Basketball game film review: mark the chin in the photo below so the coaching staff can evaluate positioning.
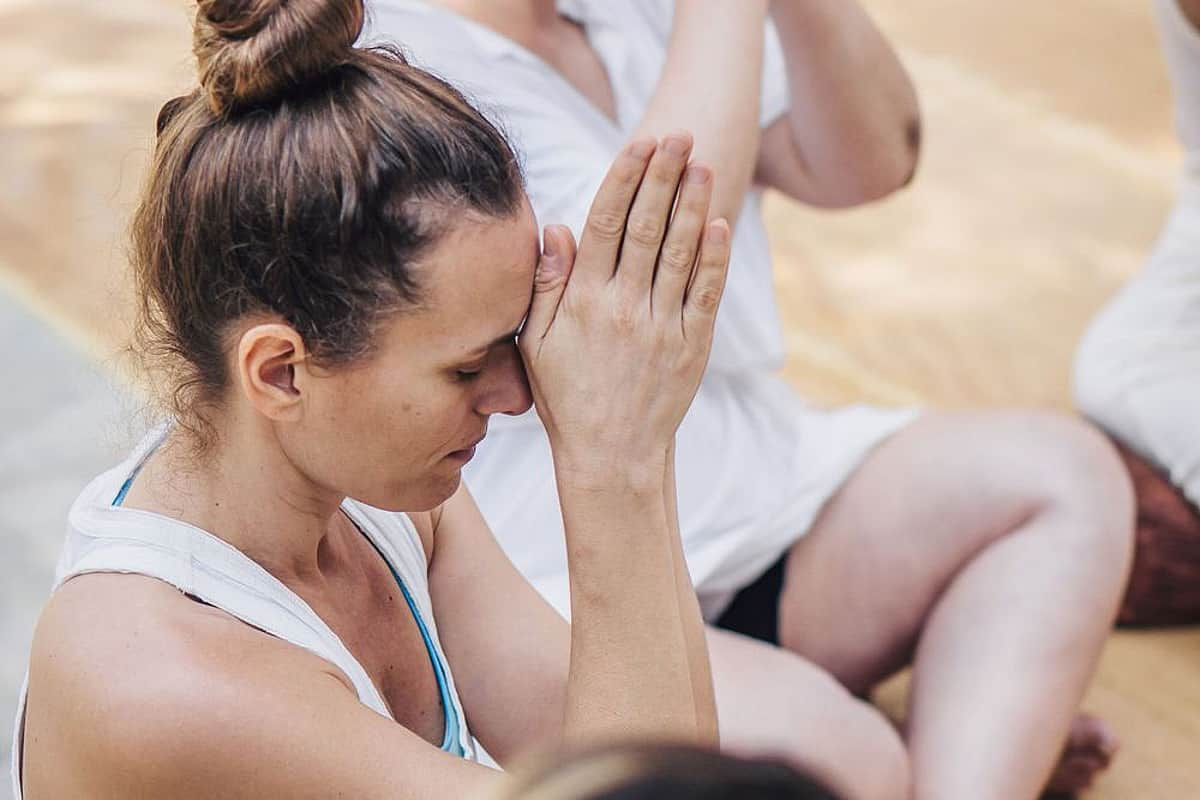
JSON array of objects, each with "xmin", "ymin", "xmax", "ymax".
[{"xmin": 366, "ymin": 471, "xmax": 462, "ymax": 513}]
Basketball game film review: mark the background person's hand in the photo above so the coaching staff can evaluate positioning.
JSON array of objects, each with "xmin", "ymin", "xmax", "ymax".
[{"xmin": 518, "ymin": 132, "xmax": 732, "ymax": 478}]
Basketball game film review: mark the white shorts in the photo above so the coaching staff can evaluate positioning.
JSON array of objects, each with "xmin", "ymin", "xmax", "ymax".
[{"xmin": 464, "ymin": 372, "xmax": 918, "ymax": 619}]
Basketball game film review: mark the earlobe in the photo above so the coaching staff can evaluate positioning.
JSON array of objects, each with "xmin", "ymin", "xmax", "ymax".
[{"xmin": 236, "ymin": 323, "xmax": 307, "ymax": 422}]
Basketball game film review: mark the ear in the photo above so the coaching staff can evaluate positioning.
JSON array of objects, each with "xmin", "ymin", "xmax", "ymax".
[{"xmin": 235, "ymin": 323, "xmax": 308, "ymax": 422}]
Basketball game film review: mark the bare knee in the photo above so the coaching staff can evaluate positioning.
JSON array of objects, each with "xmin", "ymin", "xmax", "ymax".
[
  {"xmin": 832, "ymin": 700, "xmax": 911, "ymax": 800},
  {"xmin": 810, "ymin": 697, "xmax": 910, "ymax": 800},
  {"xmin": 735, "ymin": 673, "xmax": 911, "ymax": 800},
  {"xmin": 1018, "ymin": 413, "xmax": 1135, "ymax": 588}
]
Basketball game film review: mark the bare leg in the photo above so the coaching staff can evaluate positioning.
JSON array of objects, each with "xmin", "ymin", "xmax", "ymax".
[
  {"xmin": 777, "ymin": 412, "xmax": 1134, "ymax": 799},
  {"xmin": 707, "ymin": 628, "xmax": 910, "ymax": 800}
]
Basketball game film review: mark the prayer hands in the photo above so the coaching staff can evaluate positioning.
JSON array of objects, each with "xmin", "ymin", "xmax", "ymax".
[{"xmin": 518, "ymin": 133, "xmax": 731, "ymax": 476}]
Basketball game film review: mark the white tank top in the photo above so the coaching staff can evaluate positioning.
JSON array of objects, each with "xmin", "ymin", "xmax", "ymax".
[{"xmin": 10, "ymin": 428, "xmax": 476, "ymax": 798}]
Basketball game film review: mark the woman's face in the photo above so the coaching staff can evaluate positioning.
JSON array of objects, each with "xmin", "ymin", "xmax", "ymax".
[{"xmin": 283, "ymin": 204, "xmax": 540, "ymax": 511}]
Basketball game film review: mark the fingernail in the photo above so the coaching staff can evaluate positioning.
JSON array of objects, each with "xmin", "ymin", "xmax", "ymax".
[
  {"xmin": 707, "ymin": 219, "xmax": 729, "ymax": 244},
  {"xmin": 542, "ymin": 230, "xmax": 559, "ymax": 259},
  {"xmin": 664, "ymin": 135, "xmax": 690, "ymax": 157},
  {"xmin": 628, "ymin": 138, "xmax": 656, "ymax": 159},
  {"xmin": 685, "ymin": 164, "xmax": 711, "ymax": 185}
]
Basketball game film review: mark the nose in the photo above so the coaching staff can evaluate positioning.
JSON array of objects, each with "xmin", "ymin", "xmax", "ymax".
[{"xmin": 476, "ymin": 343, "xmax": 533, "ymax": 417}]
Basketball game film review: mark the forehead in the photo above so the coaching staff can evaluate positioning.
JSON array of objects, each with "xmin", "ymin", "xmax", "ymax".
[{"xmin": 408, "ymin": 206, "xmax": 540, "ymax": 348}]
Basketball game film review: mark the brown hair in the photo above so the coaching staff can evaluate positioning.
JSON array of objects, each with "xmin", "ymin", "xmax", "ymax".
[
  {"xmin": 498, "ymin": 744, "xmax": 839, "ymax": 800},
  {"xmin": 131, "ymin": 0, "xmax": 523, "ymax": 445}
]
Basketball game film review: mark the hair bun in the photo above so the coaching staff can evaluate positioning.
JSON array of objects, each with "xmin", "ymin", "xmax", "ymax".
[{"xmin": 194, "ymin": 0, "xmax": 364, "ymax": 116}]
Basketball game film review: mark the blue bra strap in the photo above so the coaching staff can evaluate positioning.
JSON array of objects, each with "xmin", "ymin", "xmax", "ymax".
[{"xmin": 355, "ymin": 525, "xmax": 466, "ymax": 757}]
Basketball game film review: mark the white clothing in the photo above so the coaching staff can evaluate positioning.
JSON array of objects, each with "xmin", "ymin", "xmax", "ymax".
[
  {"xmin": 366, "ymin": 0, "xmax": 917, "ymax": 618},
  {"xmin": 11, "ymin": 429, "xmax": 476, "ymax": 799},
  {"xmin": 1074, "ymin": 0, "xmax": 1200, "ymax": 508},
  {"xmin": 368, "ymin": 0, "xmax": 789, "ymax": 375}
]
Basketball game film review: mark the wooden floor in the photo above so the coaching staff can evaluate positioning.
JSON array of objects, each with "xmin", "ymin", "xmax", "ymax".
[{"xmin": 1, "ymin": 0, "xmax": 1197, "ymax": 796}]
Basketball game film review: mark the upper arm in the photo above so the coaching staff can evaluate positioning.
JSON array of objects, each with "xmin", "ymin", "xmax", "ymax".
[
  {"xmin": 25, "ymin": 575, "xmax": 496, "ymax": 800},
  {"xmin": 751, "ymin": 6, "xmax": 920, "ymax": 208},
  {"xmin": 427, "ymin": 482, "xmax": 570, "ymax": 765}
]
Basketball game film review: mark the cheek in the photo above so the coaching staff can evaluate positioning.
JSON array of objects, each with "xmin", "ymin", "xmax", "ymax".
[{"xmin": 362, "ymin": 373, "xmax": 474, "ymax": 449}]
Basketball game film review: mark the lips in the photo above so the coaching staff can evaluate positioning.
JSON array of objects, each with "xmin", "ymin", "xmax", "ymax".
[{"xmin": 448, "ymin": 430, "xmax": 486, "ymax": 461}]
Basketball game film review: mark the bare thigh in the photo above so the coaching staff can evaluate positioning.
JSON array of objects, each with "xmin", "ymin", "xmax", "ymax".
[{"xmin": 777, "ymin": 410, "xmax": 1132, "ymax": 693}]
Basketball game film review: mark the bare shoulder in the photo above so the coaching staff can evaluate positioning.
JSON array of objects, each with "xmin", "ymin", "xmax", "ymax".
[
  {"xmin": 23, "ymin": 572, "xmax": 495, "ymax": 799},
  {"xmin": 31, "ymin": 571, "xmax": 352, "ymax": 696},
  {"xmin": 24, "ymin": 573, "xmax": 355, "ymax": 798}
]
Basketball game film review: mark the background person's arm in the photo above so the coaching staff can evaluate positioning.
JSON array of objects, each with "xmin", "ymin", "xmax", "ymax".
[
  {"xmin": 755, "ymin": 0, "xmax": 921, "ymax": 208},
  {"xmin": 631, "ymin": 0, "xmax": 769, "ymax": 228}
]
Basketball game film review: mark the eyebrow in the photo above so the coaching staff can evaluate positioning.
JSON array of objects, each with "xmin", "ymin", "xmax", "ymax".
[{"xmin": 464, "ymin": 325, "xmax": 523, "ymax": 359}]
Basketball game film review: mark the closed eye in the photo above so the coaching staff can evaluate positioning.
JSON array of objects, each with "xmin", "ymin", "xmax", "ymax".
[{"xmin": 455, "ymin": 368, "xmax": 483, "ymax": 382}]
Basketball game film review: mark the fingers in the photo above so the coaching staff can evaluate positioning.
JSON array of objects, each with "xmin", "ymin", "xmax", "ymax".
[
  {"xmin": 521, "ymin": 224, "xmax": 577, "ymax": 348},
  {"xmin": 574, "ymin": 137, "xmax": 657, "ymax": 285},
  {"xmin": 682, "ymin": 219, "xmax": 731, "ymax": 343},
  {"xmin": 651, "ymin": 161, "xmax": 712, "ymax": 318},
  {"xmin": 615, "ymin": 132, "xmax": 694, "ymax": 293}
]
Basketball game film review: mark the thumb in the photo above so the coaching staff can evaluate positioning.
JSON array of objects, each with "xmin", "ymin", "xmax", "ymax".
[{"xmin": 521, "ymin": 224, "xmax": 577, "ymax": 345}]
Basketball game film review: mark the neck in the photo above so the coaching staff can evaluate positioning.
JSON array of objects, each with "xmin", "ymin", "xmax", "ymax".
[
  {"xmin": 136, "ymin": 412, "xmax": 349, "ymax": 586},
  {"xmin": 435, "ymin": 0, "xmax": 561, "ymax": 38}
]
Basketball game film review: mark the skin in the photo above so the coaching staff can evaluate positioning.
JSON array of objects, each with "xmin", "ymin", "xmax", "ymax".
[
  {"xmin": 421, "ymin": 3, "xmax": 1134, "ymax": 798},
  {"xmin": 20, "ymin": 134, "xmax": 730, "ymax": 798},
  {"xmin": 1181, "ymin": 0, "xmax": 1200, "ymax": 29}
]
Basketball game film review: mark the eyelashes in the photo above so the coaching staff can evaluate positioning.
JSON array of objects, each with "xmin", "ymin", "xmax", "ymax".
[{"xmin": 452, "ymin": 336, "xmax": 518, "ymax": 383}]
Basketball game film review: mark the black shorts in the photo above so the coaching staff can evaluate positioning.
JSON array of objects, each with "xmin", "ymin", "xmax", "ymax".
[{"xmin": 713, "ymin": 554, "xmax": 786, "ymax": 645}]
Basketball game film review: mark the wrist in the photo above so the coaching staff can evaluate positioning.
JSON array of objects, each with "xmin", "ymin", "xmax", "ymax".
[{"xmin": 552, "ymin": 447, "xmax": 669, "ymax": 496}]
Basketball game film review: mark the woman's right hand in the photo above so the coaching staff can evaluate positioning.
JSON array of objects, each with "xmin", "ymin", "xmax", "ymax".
[{"xmin": 518, "ymin": 132, "xmax": 732, "ymax": 479}]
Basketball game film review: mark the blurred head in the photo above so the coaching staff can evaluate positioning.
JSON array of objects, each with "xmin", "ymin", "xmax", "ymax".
[
  {"xmin": 496, "ymin": 744, "xmax": 840, "ymax": 800},
  {"xmin": 133, "ymin": 0, "xmax": 535, "ymax": 509}
]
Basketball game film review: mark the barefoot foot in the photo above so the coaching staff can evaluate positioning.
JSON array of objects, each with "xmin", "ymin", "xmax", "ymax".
[{"xmin": 1042, "ymin": 713, "xmax": 1119, "ymax": 797}]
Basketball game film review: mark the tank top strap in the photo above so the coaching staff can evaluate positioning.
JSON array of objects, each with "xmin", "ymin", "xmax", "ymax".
[
  {"xmin": 342, "ymin": 502, "xmax": 476, "ymax": 760},
  {"xmin": 63, "ymin": 425, "xmax": 395, "ymax": 717},
  {"xmin": 60, "ymin": 498, "xmax": 395, "ymax": 719}
]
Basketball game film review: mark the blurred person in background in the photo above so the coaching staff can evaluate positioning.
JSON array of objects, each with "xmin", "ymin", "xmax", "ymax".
[
  {"xmin": 371, "ymin": 1, "xmax": 1134, "ymax": 797},
  {"xmin": 12, "ymin": 0, "xmax": 733, "ymax": 796},
  {"xmin": 1074, "ymin": 0, "xmax": 1200, "ymax": 628},
  {"xmin": 495, "ymin": 743, "xmax": 839, "ymax": 800}
]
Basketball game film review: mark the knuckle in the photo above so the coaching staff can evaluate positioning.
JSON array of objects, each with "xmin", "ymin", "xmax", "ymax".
[
  {"xmin": 587, "ymin": 210, "xmax": 626, "ymax": 241},
  {"xmin": 648, "ymin": 161, "xmax": 677, "ymax": 183},
  {"xmin": 625, "ymin": 215, "xmax": 664, "ymax": 248},
  {"xmin": 690, "ymin": 283, "xmax": 723, "ymax": 312},
  {"xmin": 659, "ymin": 242, "xmax": 695, "ymax": 274}
]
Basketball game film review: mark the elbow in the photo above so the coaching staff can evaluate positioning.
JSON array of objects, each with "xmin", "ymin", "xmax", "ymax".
[
  {"xmin": 895, "ymin": 115, "xmax": 923, "ymax": 190},
  {"xmin": 810, "ymin": 115, "xmax": 923, "ymax": 209}
]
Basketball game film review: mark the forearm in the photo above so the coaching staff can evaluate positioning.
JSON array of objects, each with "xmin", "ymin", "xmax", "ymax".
[
  {"xmin": 633, "ymin": 0, "xmax": 769, "ymax": 226},
  {"xmin": 769, "ymin": 0, "xmax": 920, "ymax": 203},
  {"xmin": 555, "ymin": 452, "xmax": 706, "ymax": 746},
  {"xmin": 663, "ymin": 444, "xmax": 719, "ymax": 744}
]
